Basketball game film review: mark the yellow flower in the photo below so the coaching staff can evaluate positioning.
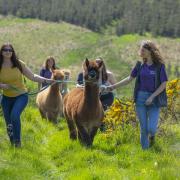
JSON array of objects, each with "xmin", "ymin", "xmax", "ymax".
[
  {"xmin": 103, "ymin": 79, "xmax": 179, "ymax": 132},
  {"xmin": 167, "ymin": 89, "xmax": 173, "ymax": 96}
]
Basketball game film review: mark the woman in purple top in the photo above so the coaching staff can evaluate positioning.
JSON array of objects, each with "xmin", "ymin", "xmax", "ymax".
[
  {"xmin": 39, "ymin": 56, "xmax": 56, "ymax": 89},
  {"xmin": 104, "ymin": 40, "xmax": 168, "ymax": 149}
]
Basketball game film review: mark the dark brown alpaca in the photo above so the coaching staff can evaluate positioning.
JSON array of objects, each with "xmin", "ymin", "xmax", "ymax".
[
  {"xmin": 63, "ymin": 58, "xmax": 104, "ymax": 146},
  {"xmin": 36, "ymin": 70, "xmax": 64, "ymax": 123}
]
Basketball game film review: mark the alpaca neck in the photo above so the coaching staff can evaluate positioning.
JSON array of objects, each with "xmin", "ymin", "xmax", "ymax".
[
  {"xmin": 84, "ymin": 82, "xmax": 99, "ymax": 106},
  {"xmin": 49, "ymin": 83, "xmax": 60, "ymax": 95}
]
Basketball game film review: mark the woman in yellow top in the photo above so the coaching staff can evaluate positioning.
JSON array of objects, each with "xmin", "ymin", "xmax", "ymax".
[{"xmin": 0, "ymin": 43, "xmax": 54, "ymax": 147}]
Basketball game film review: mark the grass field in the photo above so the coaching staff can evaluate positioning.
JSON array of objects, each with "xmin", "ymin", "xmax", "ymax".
[
  {"xmin": 0, "ymin": 107, "xmax": 179, "ymax": 180},
  {"xmin": 0, "ymin": 16, "xmax": 180, "ymax": 180}
]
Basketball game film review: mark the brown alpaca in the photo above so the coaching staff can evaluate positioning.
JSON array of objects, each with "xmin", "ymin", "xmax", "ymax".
[
  {"xmin": 61, "ymin": 69, "xmax": 71, "ymax": 98},
  {"xmin": 63, "ymin": 58, "xmax": 104, "ymax": 146},
  {"xmin": 36, "ymin": 70, "xmax": 64, "ymax": 123}
]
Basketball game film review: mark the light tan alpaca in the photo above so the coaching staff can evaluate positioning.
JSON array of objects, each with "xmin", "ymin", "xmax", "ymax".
[
  {"xmin": 61, "ymin": 69, "xmax": 71, "ymax": 98},
  {"xmin": 36, "ymin": 70, "xmax": 64, "ymax": 124},
  {"xmin": 63, "ymin": 59, "xmax": 104, "ymax": 146}
]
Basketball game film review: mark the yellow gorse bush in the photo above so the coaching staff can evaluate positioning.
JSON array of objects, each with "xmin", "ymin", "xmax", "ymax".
[
  {"xmin": 164, "ymin": 78, "xmax": 180, "ymax": 122},
  {"xmin": 104, "ymin": 79, "xmax": 180, "ymax": 130}
]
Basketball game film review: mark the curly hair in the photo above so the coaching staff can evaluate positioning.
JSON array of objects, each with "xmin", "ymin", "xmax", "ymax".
[{"xmin": 141, "ymin": 40, "xmax": 164, "ymax": 65}]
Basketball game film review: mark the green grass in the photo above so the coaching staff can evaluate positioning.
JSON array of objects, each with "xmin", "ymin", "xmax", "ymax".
[
  {"xmin": 0, "ymin": 16, "xmax": 179, "ymax": 97},
  {"xmin": 0, "ymin": 16, "xmax": 180, "ymax": 179},
  {"xmin": 0, "ymin": 106, "xmax": 179, "ymax": 180}
]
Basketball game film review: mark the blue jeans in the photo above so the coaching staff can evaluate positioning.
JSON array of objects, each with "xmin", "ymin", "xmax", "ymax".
[
  {"xmin": 135, "ymin": 91, "xmax": 160, "ymax": 149},
  {"xmin": 1, "ymin": 93, "xmax": 28, "ymax": 143}
]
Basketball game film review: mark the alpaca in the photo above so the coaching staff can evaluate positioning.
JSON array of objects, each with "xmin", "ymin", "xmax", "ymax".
[
  {"xmin": 63, "ymin": 58, "xmax": 104, "ymax": 146},
  {"xmin": 36, "ymin": 70, "xmax": 64, "ymax": 123},
  {"xmin": 61, "ymin": 69, "xmax": 71, "ymax": 98}
]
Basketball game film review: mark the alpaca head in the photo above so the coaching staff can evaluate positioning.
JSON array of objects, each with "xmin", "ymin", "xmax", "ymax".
[
  {"xmin": 61, "ymin": 69, "xmax": 71, "ymax": 81},
  {"xmin": 83, "ymin": 58, "xmax": 103, "ymax": 83},
  {"xmin": 51, "ymin": 70, "xmax": 64, "ymax": 81}
]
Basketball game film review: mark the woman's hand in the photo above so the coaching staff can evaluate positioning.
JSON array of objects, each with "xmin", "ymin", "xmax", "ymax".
[
  {"xmin": 107, "ymin": 86, "xmax": 114, "ymax": 91},
  {"xmin": 0, "ymin": 83, "xmax": 10, "ymax": 90},
  {"xmin": 100, "ymin": 85, "xmax": 107, "ymax": 92},
  {"xmin": 44, "ymin": 79, "xmax": 55, "ymax": 84},
  {"xmin": 100, "ymin": 85, "xmax": 114, "ymax": 93},
  {"xmin": 145, "ymin": 96, "xmax": 154, "ymax": 105},
  {"xmin": 76, "ymin": 84, "xmax": 84, "ymax": 88}
]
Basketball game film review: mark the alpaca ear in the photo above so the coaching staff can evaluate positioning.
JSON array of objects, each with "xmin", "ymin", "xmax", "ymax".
[
  {"xmin": 83, "ymin": 58, "xmax": 89, "ymax": 71},
  {"xmin": 85, "ymin": 58, "xmax": 89, "ymax": 67}
]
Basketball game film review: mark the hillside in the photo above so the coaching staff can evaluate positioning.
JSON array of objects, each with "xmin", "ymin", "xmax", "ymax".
[
  {"xmin": 0, "ymin": 0, "xmax": 179, "ymax": 37},
  {"xmin": 0, "ymin": 17, "xmax": 180, "ymax": 180},
  {"xmin": 0, "ymin": 16, "xmax": 179, "ymax": 97}
]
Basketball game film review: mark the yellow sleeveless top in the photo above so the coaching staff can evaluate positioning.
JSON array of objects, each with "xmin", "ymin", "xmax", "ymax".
[{"xmin": 0, "ymin": 60, "xmax": 27, "ymax": 97}]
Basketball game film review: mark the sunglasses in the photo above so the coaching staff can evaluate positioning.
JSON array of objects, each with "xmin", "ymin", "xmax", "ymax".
[{"xmin": 2, "ymin": 48, "xmax": 13, "ymax": 52}]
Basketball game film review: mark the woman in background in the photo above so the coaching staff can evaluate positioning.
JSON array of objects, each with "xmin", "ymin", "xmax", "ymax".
[{"xmin": 39, "ymin": 56, "xmax": 56, "ymax": 89}]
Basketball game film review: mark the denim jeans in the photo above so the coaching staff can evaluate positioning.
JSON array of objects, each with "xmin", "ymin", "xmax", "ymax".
[
  {"xmin": 135, "ymin": 91, "xmax": 160, "ymax": 149},
  {"xmin": 1, "ymin": 93, "xmax": 28, "ymax": 144}
]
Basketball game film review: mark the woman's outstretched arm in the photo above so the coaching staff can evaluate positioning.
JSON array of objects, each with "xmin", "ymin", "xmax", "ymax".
[
  {"xmin": 22, "ymin": 65, "xmax": 54, "ymax": 84},
  {"xmin": 107, "ymin": 76, "xmax": 134, "ymax": 91}
]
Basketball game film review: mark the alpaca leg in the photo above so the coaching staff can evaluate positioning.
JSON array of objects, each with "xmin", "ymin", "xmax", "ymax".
[
  {"xmin": 60, "ymin": 111, "xmax": 65, "ymax": 118},
  {"xmin": 77, "ymin": 130, "xmax": 86, "ymax": 144},
  {"xmin": 39, "ymin": 108, "xmax": 46, "ymax": 119},
  {"xmin": 47, "ymin": 112, "xmax": 58, "ymax": 124},
  {"xmin": 90, "ymin": 127, "xmax": 98, "ymax": 145},
  {"xmin": 77, "ymin": 129, "xmax": 86, "ymax": 145},
  {"xmin": 66, "ymin": 119, "xmax": 77, "ymax": 140},
  {"xmin": 64, "ymin": 110, "xmax": 77, "ymax": 139},
  {"xmin": 76, "ymin": 122, "xmax": 91, "ymax": 146},
  {"xmin": 63, "ymin": 110, "xmax": 77, "ymax": 140},
  {"xmin": 59, "ymin": 103, "xmax": 64, "ymax": 118},
  {"xmin": 77, "ymin": 129, "xmax": 91, "ymax": 147}
]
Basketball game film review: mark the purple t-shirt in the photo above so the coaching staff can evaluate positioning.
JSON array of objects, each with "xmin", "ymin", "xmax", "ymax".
[
  {"xmin": 40, "ymin": 68, "xmax": 52, "ymax": 87},
  {"xmin": 131, "ymin": 63, "xmax": 168, "ymax": 92}
]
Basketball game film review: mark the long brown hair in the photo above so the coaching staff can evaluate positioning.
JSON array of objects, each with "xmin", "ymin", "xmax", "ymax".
[
  {"xmin": 0, "ymin": 43, "xmax": 23, "ymax": 72},
  {"xmin": 141, "ymin": 40, "xmax": 164, "ymax": 65},
  {"xmin": 44, "ymin": 56, "xmax": 56, "ymax": 70},
  {"xmin": 96, "ymin": 58, "xmax": 108, "ymax": 83}
]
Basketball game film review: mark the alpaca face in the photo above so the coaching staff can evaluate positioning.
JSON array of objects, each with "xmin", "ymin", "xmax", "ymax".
[
  {"xmin": 62, "ymin": 69, "xmax": 71, "ymax": 81},
  {"xmin": 52, "ymin": 70, "xmax": 64, "ymax": 80},
  {"xmin": 83, "ymin": 58, "xmax": 103, "ymax": 82}
]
